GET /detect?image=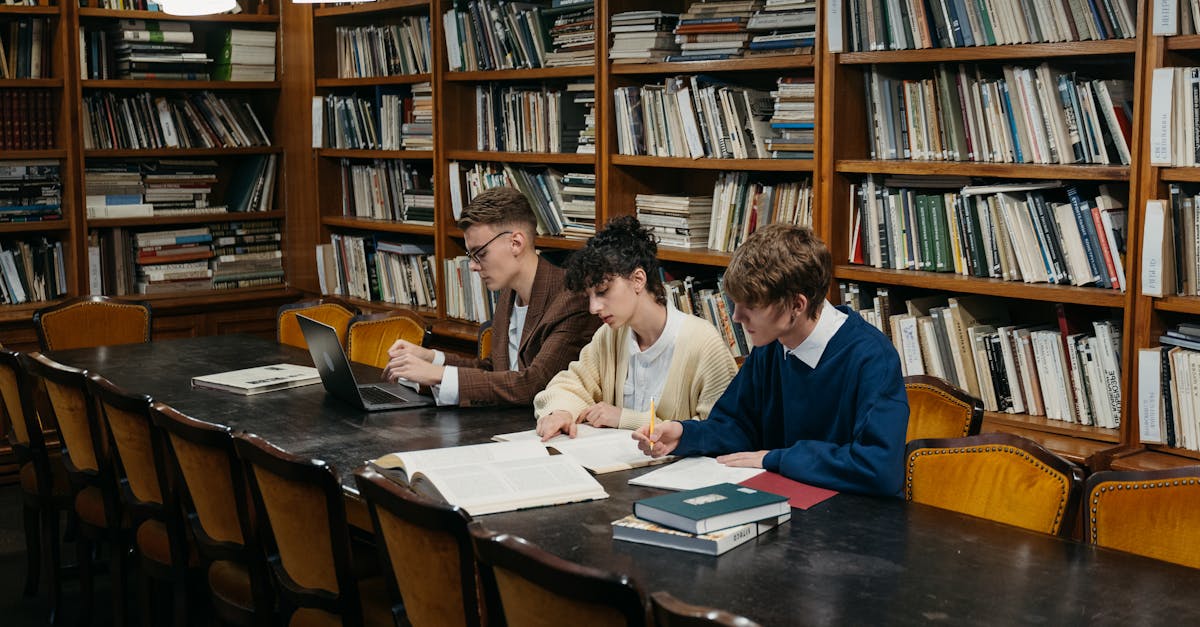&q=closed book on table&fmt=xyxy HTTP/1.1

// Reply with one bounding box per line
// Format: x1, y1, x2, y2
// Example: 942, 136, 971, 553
191, 363, 320, 395
611, 512, 790, 555
633, 482, 790, 534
